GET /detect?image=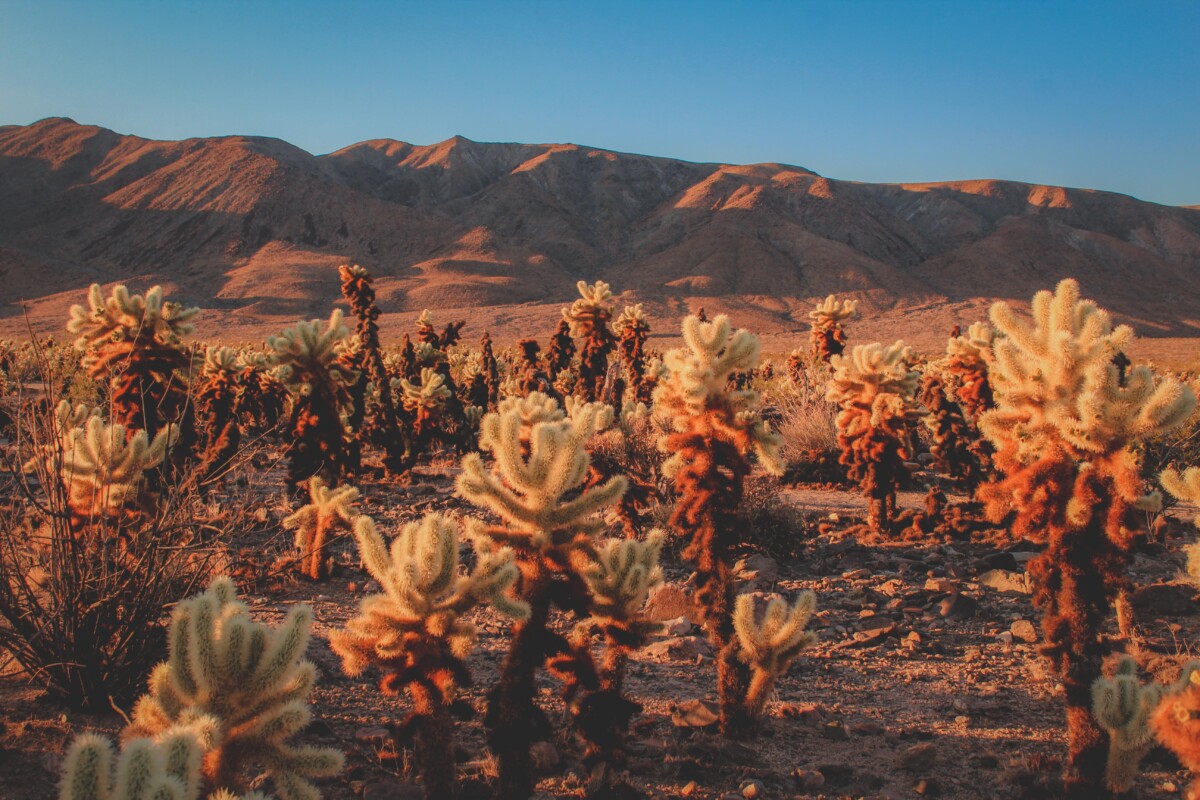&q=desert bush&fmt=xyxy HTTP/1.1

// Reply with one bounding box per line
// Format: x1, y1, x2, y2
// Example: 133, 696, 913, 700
773, 366, 839, 467
330, 512, 527, 799
0, 399, 214, 710
127, 576, 343, 799
978, 278, 1195, 797
826, 341, 924, 534
808, 294, 858, 364
653, 313, 783, 737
